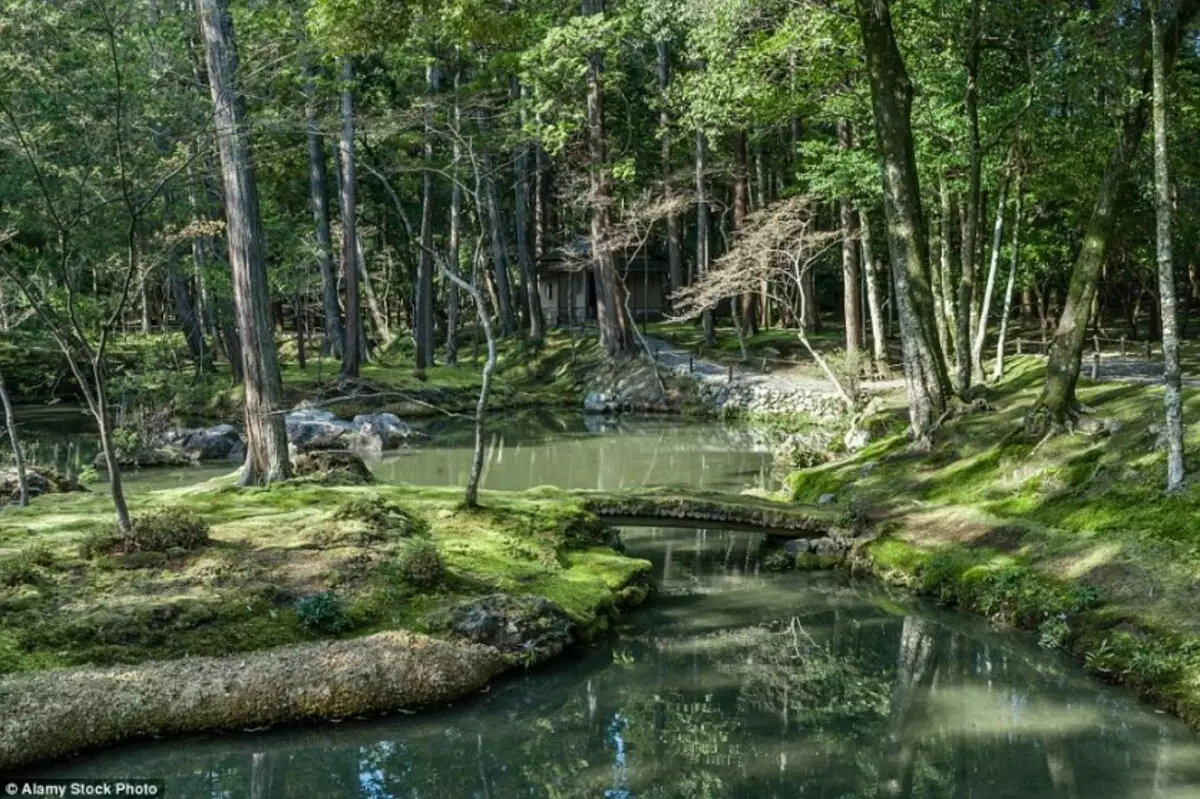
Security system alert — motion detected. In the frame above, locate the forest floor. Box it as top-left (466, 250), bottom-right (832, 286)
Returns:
top-left (787, 355), bottom-right (1200, 726)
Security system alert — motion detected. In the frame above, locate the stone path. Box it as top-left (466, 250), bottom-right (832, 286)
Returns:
top-left (639, 334), bottom-right (905, 397)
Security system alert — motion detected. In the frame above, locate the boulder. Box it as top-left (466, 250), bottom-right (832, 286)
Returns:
top-left (94, 447), bottom-right (191, 470)
top-left (285, 409), bottom-right (354, 452)
top-left (435, 593), bottom-right (574, 660)
top-left (162, 424), bottom-right (244, 461)
top-left (843, 426), bottom-right (871, 453)
top-left (584, 391), bottom-right (611, 414)
top-left (0, 467), bottom-right (86, 506)
top-left (351, 413), bottom-right (410, 447)
top-left (291, 450), bottom-right (375, 485)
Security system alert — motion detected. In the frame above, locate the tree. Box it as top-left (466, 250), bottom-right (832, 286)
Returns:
top-left (199, 0), bottom-right (291, 485)
top-left (337, 57), bottom-right (362, 379)
top-left (1151, 0), bottom-right (1185, 492)
top-left (0, 368), bottom-right (27, 507)
top-left (857, 0), bottom-right (951, 443)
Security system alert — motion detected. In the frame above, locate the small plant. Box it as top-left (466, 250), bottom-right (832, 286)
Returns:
top-left (762, 549), bottom-right (794, 572)
top-left (77, 466), bottom-right (99, 485)
top-left (294, 591), bottom-right (348, 632)
top-left (80, 508), bottom-right (210, 558)
top-left (397, 540), bottom-right (445, 588)
top-left (1037, 615), bottom-right (1071, 650)
top-left (0, 543), bottom-right (54, 587)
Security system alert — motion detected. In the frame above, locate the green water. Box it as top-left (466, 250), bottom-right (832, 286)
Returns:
top-left (37, 526), bottom-right (1200, 797)
top-left (14, 411), bottom-right (1200, 796)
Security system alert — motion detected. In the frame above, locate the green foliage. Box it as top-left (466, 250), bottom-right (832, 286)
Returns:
top-left (80, 509), bottom-right (210, 559)
top-left (397, 540), bottom-right (446, 588)
top-left (331, 496), bottom-right (428, 537)
top-left (293, 592), bottom-right (349, 633)
top-left (0, 544), bottom-right (54, 588)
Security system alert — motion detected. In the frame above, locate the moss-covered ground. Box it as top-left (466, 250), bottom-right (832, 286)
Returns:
top-left (788, 354), bottom-right (1200, 724)
top-left (0, 479), bottom-right (650, 675)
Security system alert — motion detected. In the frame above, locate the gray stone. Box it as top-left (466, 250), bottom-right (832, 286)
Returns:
top-left (843, 426), bottom-right (871, 453)
top-left (783, 539), bottom-right (813, 557)
top-left (818, 493), bottom-right (837, 505)
top-left (812, 537), bottom-right (843, 557)
top-left (351, 413), bottom-right (410, 447)
top-left (583, 391), bottom-right (610, 414)
top-left (438, 593), bottom-right (573, 659)
top-left (162, 424), bottom-right (244, 461)
top-left (286, 409), bottom-right (355, 451)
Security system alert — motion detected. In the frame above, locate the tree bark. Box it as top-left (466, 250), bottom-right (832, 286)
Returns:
top-left (584, 0), bottom-right (636, 357)
top-left (857, 0), bottom-right (951, 442)
top-left (1037, 0), bottom-right (1200, 426)
top-left (861, 208), bottom-right (888, 372)
top-left (1151, 0), bottom-right (1185, 491)
top-left (971, 173), bottom-right (1011, 383)
top-left (446, 63), bottom-right (463, 366)
top-left (337, 58), bottom-right (361, 379)
top-left (839, 119), bottom-right (862, 356)
top-left (513, 78), bottom-right (544, 342)
top-left (478, 121), bottom-right (517, 337)
top-left (938, 176), bottom-right (959, 363)
top-left (993, 171), bottom-right (1023, 381)
top-left (166, 247), bottom-right (206, 367)
top-left (956, 0), bottom-right (982, 395)
top-left (733, 130), bottom-right (758, 335)
top-left (695, 129), bottom-right (716, 345)
top-left (199, 0), bottom-right (291, 484)
top-left (416, 62), bottom-right (438, 374)
top-left (297, 12), bottom-right (342, 359)
top-left (658, 40), bottom-right (683, 306)
top-left (0, 370), bottom-right (28, 507)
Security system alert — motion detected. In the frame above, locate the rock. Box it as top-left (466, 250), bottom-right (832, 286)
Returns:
top-left (584, 391), bottom-right (611, 414)
top-left (291, 450), bottom-right (375, 485)
top-left (843, 426), bottom-right (871, 453)
top-left (434, 593), bottom-right (574, 660)
top-left (94, 447), bottom-right (191, 470)
top-left (812, 537), bottom-right (843, 557)
top-left (286, 409), bottom-right (355, 451)
top-left (162, 424), bottom-right (244, 461)
top-left (0, 467), bottom-right (87, 506)
top-left (783, 539), bottom-right (813, 557)
top-left (818, 493), bottom-right (837, 505)
top-left (351, 413), bottom-right (410, 447)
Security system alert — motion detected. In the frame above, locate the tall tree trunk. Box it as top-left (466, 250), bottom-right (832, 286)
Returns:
top-left (166, 247), bottom-right (206, 366)
top-left (695, 129), bottom-right (716, 345)
top-left (971, 173), bottom-right (1011, 383)
top-left (1037, 0), bottom-right (1199, 426)
top-left (446, 63), bottom-right (463, 366)
top-left (861, 208), bottom-right (888, 372)
top-left (839, 119), bottom-right (862, 356)
top-left (337, 58), bottom-right (361, 379)
top-left (993, 170), bottom-right (1023, 381)
top-left (857, 0), bottom-right (951, 443)
top-left (0, 370), bottom-right (28, 507)
top-left (584, 0), bottom-right (636, 357)
top-left (513, 78), bottom-right (544, 342)
top-left (480, 142), bottom-right (517, 337)
top-left (297, 11), bottom-right (342, 359)
top-left (938, 176), bottom-right (959, 363)
top-left (658, 40), bottom-right (683, 307)
top-left (199, 0), bottom-right (291, 484)
top-left (956, 0), bottom-right (982, 395)
top-left (733, 130), bottom-right (758, 335)
top-left (416, 62), bottom-right (437, 374)
top-left (1152, 0), bottom-right (1185, 492)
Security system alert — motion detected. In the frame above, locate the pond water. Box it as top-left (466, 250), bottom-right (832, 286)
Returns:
top-left (13, 409), bottom-right (1200, 796)
top-left (39, 525), bottom-right (1200, 797)
top-left (11, 408), bottom-right (778, 494)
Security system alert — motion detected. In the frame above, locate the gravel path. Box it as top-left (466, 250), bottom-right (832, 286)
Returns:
top-left (640, 334), bottom-right (905, 396)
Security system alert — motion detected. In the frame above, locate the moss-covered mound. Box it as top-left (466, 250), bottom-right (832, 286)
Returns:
top-left (0, 467), bottom-right (86, 508)
top-left (0, 479), bottom-right (651, 768)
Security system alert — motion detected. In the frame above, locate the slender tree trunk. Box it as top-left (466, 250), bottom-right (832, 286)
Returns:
top-left (993, 171), bottom-right (1024, 381)
top-left (696, 129), bottom-right (716, 345)
top-left (733, 130), bottom-right (758, 335)
top-left (337, 58), bottom-right (361, 379)
top-left (1152, 0), bottom-right (1185, 492)
top-left (446, 64), bottom-right (463, 366)
top-left (416, 63), bottom-right (437, 374)
top-left (857, 0), bottom-right (951, 442)
top-left (584, 0), bottom-right (635, 357)
top-left (861, 208), bottom-right (888, 372)
top-left (956, 0), bottom-right (982, 395)
top-left (298, 12), bottom-right (342, 359)
top-left (971, 173), bottom-right (1011, 382)
top-left (166, 247), bottom-right (206, 366)
top-left (513, 78), bottom-right (544, 342)
top-left (200, 0), bottom-right (291, 484)
top-left (478, 123), bottom-right (517, 337)
top-left (658, 40), bottom-right (683, 306)
top-left (1037, 0), bottom-right (1200, 426)
top-left (938, 176), bottom-right (959, 363)
top-left (0, 370), bottom-right (28, 507)
top-left (839, 119), bottom-right (862, 355)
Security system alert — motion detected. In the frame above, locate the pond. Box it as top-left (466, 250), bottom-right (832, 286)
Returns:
top-left (12, 409), bottom-right (1200, 796)
top-left (38, 525), bottom-right (1200, 797)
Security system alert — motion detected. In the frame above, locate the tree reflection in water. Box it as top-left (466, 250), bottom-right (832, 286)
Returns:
top-left (47, 526), bottom-right (1200, 798)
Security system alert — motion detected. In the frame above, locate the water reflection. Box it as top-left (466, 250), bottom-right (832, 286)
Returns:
top-left (43, 527), bottom-right (1200, 798)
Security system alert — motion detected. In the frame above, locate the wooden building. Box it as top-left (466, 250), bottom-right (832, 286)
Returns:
top-left (536, 239), bottom-right (670, 327)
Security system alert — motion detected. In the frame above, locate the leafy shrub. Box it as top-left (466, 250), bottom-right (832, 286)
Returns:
top-left (80, 508), bottom-right (210, 558)
top-left (294, 591), bottom-right (349, 633)
top-left (0, 544), bottom-right (53, 587)
top-left (1038, 615), bottom-right (1071, 650)
top-left (762, 549), bottom-right (794, 572)
top-left (332, 496), bottom-right (427, 536)
top-left (397, 540), bottom-right (445, 588)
